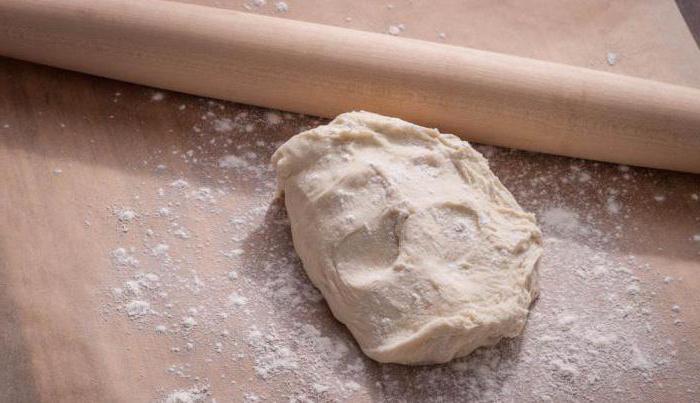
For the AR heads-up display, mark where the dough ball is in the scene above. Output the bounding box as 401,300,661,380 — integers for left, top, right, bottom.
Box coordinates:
272,111,542,365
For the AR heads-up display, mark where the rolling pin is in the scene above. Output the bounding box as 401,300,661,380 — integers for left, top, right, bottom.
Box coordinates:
0,0,699,173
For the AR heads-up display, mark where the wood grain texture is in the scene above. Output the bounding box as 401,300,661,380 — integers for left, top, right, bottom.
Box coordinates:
1,0,699,172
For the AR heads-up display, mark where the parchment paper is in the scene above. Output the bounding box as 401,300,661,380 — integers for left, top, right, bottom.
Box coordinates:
0,1,698,402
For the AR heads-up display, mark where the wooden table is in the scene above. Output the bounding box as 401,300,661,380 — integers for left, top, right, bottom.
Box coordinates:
1,1,699,401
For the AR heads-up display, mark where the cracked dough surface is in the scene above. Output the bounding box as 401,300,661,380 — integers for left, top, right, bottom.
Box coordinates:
272,111,542,364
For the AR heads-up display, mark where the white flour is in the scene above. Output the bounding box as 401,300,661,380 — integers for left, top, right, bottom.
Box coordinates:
100,68,696,403
165,385,210,403
275,1,289,12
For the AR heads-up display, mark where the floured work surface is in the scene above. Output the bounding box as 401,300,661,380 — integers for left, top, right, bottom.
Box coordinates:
1,1,699,402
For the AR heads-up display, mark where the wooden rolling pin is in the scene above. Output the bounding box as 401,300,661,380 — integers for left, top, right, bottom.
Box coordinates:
0,0,699,173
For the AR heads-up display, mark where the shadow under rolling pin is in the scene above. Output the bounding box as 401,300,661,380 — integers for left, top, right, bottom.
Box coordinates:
0,0,698,173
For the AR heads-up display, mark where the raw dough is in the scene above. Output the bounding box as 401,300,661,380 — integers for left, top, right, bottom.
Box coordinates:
272,112,542,364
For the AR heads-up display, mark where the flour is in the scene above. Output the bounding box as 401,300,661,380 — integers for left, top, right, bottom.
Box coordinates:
110,247,139,268
606,196,621,215
388,25,403,36
264,111,283,125
126,300,151,317
218,155,249,169
182,317,197,329
540,207,583,234
117,208,137,222
212,118,234,133
123,273,159,295
188,187,216,203
246,0,266,9
172,227,190,239
170,179,190,189
165,385,209,403
99,95,695,401
227,293,248,307
151,243,170,256
248,326,300,379
275,2,289,12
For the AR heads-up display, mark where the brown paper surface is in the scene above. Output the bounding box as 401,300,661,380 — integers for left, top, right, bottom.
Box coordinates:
0,1,698,402
176,0,700,87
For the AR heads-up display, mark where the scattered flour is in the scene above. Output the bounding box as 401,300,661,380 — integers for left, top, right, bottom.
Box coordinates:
248,0,266,8
264,111,283,125
248,326,299,379
99,101,692,402
228,293,248,307
606,196,621,215
126,300,150,317
173,227,190,239
170,179,190,189
212,118,234,133
152,243,170,256
110,247,139,268
388,24,405,36
117,208,137,222
164,385,209,403
540,207,582,235
182,316,197,329
275,1,288,12
218,155,249,169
